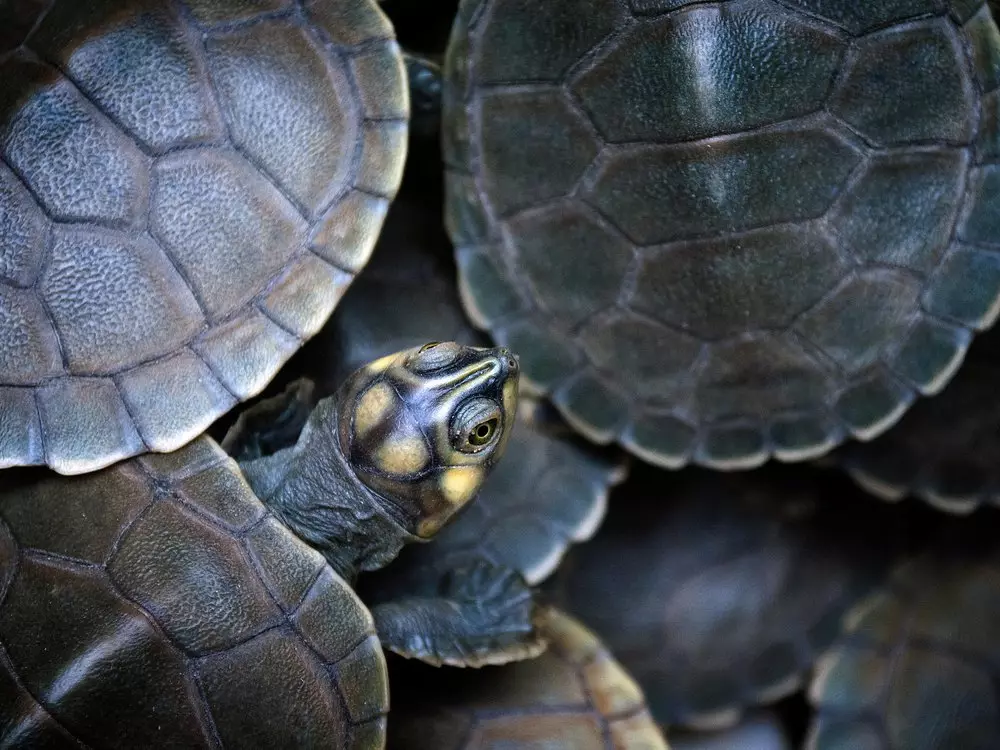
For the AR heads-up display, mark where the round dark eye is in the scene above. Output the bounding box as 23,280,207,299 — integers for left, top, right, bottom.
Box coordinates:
419,342,440,352
452,398,502,453
468,418,497,446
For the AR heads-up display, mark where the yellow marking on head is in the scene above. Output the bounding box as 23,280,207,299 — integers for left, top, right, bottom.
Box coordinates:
366,353,397,375
375,434,430,475
440,466,484,507
502,378,518,421
355,382,396,439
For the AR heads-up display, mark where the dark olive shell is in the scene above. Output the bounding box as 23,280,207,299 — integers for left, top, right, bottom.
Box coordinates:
0,0,407,475
386,608,668,749
552,469,898,729
808,535,1000,750
444,0,1000,469
0,437,387,749
836,326,1000,514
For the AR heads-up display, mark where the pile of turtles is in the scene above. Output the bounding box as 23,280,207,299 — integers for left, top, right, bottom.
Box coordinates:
2,0,1000,747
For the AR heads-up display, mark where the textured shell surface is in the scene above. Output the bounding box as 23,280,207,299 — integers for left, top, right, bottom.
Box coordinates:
0,0,408,475
552,468,899,730
445,0,1000,470
0,436,387,749
808,534,1000,750
386,608,669,750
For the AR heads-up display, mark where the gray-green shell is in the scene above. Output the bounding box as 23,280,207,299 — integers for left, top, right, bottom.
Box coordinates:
808,535,1000,750
836,327,1000,514
0,437,387,748
444,0,1000,469
552,469,898,729
317,193,621,585
0,0,407,475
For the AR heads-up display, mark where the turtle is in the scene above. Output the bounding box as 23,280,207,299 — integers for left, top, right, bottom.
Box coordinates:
443,0,1000,470
670,713,791,750
224,184,624,666
548,466,901,730
0,340,526,748
807,525,1000,750
385,607,669,749
0,0,408,475
834,325,1000,514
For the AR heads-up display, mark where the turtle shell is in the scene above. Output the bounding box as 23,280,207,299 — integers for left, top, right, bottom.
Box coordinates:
836,326,1000,514
808,533,1000,750
444,0,1000,469
317,192,622,585
386,608,669,749
0,437,387,748
0,0,407,475
551,468,899,729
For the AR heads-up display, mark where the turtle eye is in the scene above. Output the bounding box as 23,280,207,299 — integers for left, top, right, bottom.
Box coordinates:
468,418,498,446
419,342,440,352
452,398,502,453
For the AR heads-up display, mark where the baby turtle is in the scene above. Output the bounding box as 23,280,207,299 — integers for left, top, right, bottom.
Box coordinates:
0,0,408,475
0,342,522,748
551,468,898,729
227,190,622,665
387,608,669,750
808,530,1000,750
836,326,1000,514
444,0,1000,469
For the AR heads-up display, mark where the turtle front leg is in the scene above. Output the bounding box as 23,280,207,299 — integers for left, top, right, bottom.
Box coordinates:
222,378,317,461
370,559,546,667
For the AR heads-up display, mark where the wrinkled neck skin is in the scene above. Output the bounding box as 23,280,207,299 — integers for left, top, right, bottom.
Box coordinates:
239,398,418,583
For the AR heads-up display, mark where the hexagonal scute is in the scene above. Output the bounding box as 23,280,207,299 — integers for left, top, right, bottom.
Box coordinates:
0,556,212,747
0,288,63,386
478,91,600,217
204,20,355,217
783,0,939,34
0,57,147,227
32,0,223,153
150,149,307,322
633,226,847,340
572,3,845,143
108,499,283,655
506,204,632,327
832,150,967,274
795,270,922,375
694,335,834,422
0,463,151,565
199,627,351,749
472,0,624,84
578,313,701,401
0,163,46,288
831,20,975,147
588,126,859,245
40,228,203,376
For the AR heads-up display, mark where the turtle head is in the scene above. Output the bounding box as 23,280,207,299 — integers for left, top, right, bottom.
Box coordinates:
337,341,519,538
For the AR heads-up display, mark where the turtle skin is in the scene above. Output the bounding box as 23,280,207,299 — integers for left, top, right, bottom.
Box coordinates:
836,325,1000,515
808,531,1000,750
318,191,623,587
0,437,387,749
444,0,1000,470
551,467,899,730
386,608,669,749
0,0,407,475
